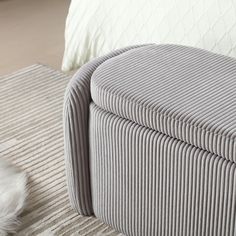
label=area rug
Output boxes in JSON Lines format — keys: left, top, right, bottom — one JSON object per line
{"left": 0, "top": 64, "right": 121, "bottom": 236}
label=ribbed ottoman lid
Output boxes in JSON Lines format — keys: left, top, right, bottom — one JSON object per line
{"left": 91, "top": 44, "right": 236, "bottom": 163}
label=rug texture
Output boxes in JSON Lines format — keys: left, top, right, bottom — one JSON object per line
{"left": 0, "top": 64, "right": 121, "bottom": 236}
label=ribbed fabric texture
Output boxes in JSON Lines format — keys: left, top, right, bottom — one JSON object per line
{"left": 64, "top": 44, "right": 236, "bottom": 235}
{"left": 89, "top": 103, "right": 236, "bottom": 236}
{"left": 91, "top": 44, "right": 236, "bottom": 163}
{"left": 63, "top": 45, "right": 147, "bottom": 215}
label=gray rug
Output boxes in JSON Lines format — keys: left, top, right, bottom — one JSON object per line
{"left": 0, "top": 64, "right": 121, "bottom": 236}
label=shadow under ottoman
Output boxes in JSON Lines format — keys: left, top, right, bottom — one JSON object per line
{"left": 64, "top": 44, "right": 236, "bottom": 236}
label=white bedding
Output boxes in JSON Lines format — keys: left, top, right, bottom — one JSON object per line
{"left": 62, "top": 0, "right": 236, "bottom": 71}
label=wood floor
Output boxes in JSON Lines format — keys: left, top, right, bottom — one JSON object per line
{"left": 0, "top": 0, "right": 70, "bottom": 75}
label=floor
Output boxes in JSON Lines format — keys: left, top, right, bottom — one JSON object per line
{"left": 0, "top": 0, "right": 70, "bottom": 75}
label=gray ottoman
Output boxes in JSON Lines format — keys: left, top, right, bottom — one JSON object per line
{"left": 64, "top": 44, "right": 236, "bottom": 236}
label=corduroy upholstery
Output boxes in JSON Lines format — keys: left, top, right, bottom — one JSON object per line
{"left": 89, "top": 103, "right": 236, "bottom": 236}
{"left": 64, "top": 45, "right": 146, "bottom": 215}
{"left": 64, "top": 44, "right": 236, "bottom": 236}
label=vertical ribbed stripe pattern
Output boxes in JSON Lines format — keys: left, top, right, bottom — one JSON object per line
{"left": 89, "top": 103, "right": 236, "bottom": 236}
{"left": 63, "top": 45, "right": 147, "bottom": 215}
{"left": 91, "top": 44, "right": 236, "bottom": 163}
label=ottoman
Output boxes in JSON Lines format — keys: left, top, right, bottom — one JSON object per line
{"left": 63, "top": 44, "right": 236, "bottom": 236}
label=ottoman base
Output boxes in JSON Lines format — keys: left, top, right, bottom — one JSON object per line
{"left": 89, "top": 103, "right": 236, "bottom": 236}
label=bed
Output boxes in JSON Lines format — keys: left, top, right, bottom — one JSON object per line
{"left": 62, "top": 0, "right": 236, "bottom": 71}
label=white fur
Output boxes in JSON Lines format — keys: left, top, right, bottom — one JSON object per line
{"left": 0, "top": 159, "right": 27, "bottom": 235}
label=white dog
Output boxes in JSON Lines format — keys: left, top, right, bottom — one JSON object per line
{"left": 0, "top": 159, "right": 27, "bottom": 236}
